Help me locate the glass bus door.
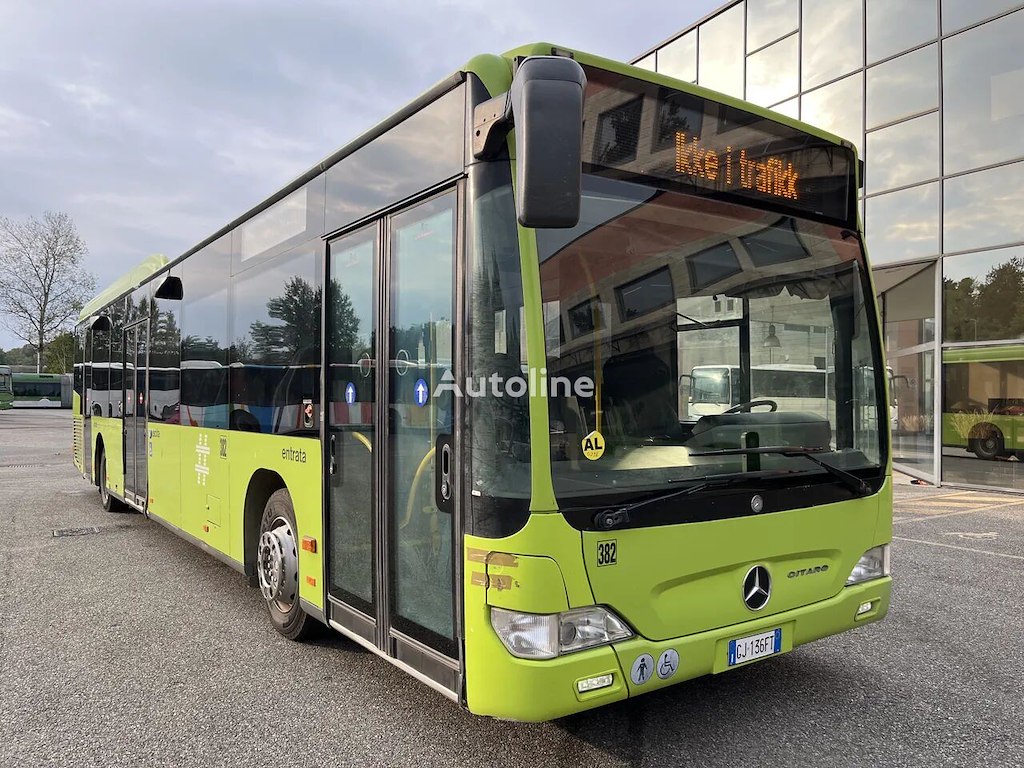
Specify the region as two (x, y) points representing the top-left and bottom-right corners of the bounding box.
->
(124, 321), (149, 508)
(325, 224), (379, 641)
(384, 191), (458, 669)
(325, 188), (460, 697)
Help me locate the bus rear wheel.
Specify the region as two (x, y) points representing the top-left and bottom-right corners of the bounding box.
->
(98, 450), (127, 513)
(971, 428), (1004, 461)
(257, 489), (315, 640)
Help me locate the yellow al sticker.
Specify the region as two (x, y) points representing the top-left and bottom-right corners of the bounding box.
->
(581, 430), (606, 461)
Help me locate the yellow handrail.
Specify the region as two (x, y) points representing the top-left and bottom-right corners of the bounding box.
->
(352, 431), (372, 453)
(401, 446), (436, 529)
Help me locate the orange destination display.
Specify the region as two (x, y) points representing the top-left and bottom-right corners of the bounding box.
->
(581, 64), (856, 225)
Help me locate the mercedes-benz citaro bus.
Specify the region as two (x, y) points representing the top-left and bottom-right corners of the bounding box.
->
(71, 44), (892, 721)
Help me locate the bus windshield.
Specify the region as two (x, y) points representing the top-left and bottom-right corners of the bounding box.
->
(537, 174), (886, 506)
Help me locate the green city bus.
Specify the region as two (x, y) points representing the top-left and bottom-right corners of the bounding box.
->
(942, 344), (1024, 459)
(12, 372), (72, 408)
(72, 44), (892, 721)
(0, 365), (13, 410)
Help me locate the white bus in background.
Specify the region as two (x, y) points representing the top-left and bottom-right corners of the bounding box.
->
(687, 364), (898, 430)
(687, 364), (829, 420)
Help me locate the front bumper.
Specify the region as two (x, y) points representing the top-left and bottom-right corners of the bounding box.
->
(467, 577), (891, 721)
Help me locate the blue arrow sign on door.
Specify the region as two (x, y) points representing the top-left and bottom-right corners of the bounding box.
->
(413, 378), (429, 407)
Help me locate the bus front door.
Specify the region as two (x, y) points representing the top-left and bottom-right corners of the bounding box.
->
(324, 188), (460, 699)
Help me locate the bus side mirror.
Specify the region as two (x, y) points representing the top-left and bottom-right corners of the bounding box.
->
(511, 56), (586, 228)
(89, 314), (111, 332)
(154, 274), (183, 300)
(473, 55), (586, 229)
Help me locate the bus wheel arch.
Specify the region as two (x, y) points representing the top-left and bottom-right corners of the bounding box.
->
(93, 437), (125, 512)
(93, 435), (105, 486)
(243, 469), (286, 576)
(969, 423), (1004, 460)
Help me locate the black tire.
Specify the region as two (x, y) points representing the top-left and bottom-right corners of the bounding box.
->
(97, 450), (127, 513)
(256, 489), (316, 641)
(972, 427), (1004, 461)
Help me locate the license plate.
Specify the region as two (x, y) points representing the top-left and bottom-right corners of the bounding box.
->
(728, 628), (782, 666)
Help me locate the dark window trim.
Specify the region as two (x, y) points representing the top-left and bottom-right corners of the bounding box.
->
(615, 265), (676, 322)
(687, 240), (743, 291)
(568, 296), (605, 339)
(593, 94), (645, 166)
(740, 216), (811, 268)
(651, 86), (706, 153)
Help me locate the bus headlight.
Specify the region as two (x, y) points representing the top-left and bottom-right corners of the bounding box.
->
(490, 606), (633, 659)
(846, 544), (890, 585)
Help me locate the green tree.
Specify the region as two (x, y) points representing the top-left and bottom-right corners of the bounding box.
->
(976, 256), (1024, 341)
(248, 276), (319, 362)
(181, 335), (225, 362)
(945, 256), (1024, 342)
(4, 343), (36, 367)
(150, 308), (182, 365)
(246, 277), (360, 363)
(44, 331), (76, 373)
(943, 276), (977, 342)
(328, 278), (362, 360)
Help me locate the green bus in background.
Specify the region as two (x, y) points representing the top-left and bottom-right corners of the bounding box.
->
(11, 372), (72, 408)
(0, 365), (12, 410)
(72, 43), (892, 721)
(942, 345), (1024, 459)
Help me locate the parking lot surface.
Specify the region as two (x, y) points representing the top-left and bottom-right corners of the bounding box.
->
(2, 410), (1022, 767)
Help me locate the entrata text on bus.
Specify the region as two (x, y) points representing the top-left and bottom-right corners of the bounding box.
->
(72, 44), (892, 721)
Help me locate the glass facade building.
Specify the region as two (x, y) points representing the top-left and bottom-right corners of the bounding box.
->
(635, 0), (1024, 489)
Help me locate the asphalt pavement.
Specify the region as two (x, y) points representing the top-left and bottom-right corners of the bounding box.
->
(2, 410), (1022, 767)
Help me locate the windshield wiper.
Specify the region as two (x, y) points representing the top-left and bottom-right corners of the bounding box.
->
(584, 469), (793, 531)
(688, 446), (871, 497)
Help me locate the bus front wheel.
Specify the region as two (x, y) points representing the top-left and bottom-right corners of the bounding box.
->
(257, 489), (315, 641)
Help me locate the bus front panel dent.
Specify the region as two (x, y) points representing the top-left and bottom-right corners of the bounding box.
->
(464, 514), (622, 720)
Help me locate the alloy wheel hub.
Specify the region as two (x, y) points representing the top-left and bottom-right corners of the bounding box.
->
(257, 518), (298, 609)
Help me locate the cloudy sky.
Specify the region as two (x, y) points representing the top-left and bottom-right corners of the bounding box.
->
(0, 0), (719, 350)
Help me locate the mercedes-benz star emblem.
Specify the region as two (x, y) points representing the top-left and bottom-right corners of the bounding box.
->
(743, 565), (771, 611)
